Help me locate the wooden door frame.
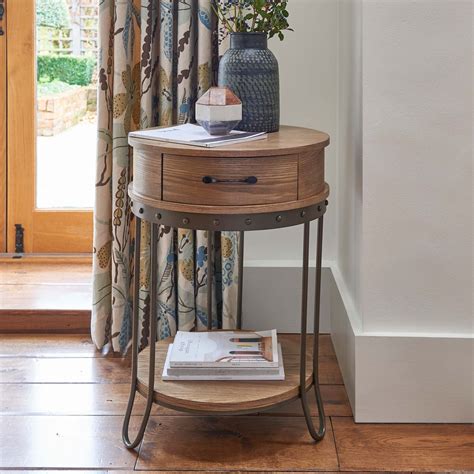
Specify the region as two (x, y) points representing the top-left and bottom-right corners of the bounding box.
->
(7, 0), (34, 253)
(0, 0), (6, 252)
(5, 0), (93, 254)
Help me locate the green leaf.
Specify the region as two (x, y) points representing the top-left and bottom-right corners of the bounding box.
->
(36, 0), (70, 29)
(37, 54), (95, 86)
(213, 0), (293, 39)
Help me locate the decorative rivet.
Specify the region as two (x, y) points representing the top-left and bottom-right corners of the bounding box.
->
(182, 217), (190, 225)
(155, 213), (162, 220)
(213, 219), (220, 226)
(276, 215), (282, 222)
(139, 208), (144, 214)
(245, 218), (252, 225)
(318, 205), (322, 212)
(300, 210), (306, 218)
(325, 200), (329, 206)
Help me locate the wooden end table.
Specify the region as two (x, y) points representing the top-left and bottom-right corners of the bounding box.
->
(122, 125), (330, 448)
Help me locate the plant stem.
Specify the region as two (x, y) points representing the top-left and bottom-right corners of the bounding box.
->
(212, 0), (291, 39)
(211, 1), (235, 33)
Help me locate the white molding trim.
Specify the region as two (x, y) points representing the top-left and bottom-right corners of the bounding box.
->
(355, 333), (474, 422)
(244, 261), (474, 422)
(329, 263), (474, 423)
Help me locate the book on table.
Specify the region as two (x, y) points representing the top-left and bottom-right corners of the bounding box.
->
(162, 329), (285, 381)
(162, 344), (284, 381)
(129, 124), (267, 148)
(170, 329), (278, 368)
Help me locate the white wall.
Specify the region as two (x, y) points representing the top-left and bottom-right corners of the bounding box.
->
(335, 0), (473, 336)
(331, 0), (363, 410)
(241, 0), (473, 421)
(245, 0), (338, 264)
(242, 1), (339, 336)
(336, 0), (363, 319)
(332, 0), (474, 422)
(362, 0), (473, 335)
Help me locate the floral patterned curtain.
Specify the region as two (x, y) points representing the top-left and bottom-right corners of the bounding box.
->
(92, 0), (239, 353)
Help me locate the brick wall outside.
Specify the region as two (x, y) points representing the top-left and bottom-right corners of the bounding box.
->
(37, 85), (97, 136)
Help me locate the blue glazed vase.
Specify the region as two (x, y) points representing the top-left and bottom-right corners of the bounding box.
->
(218, 32), (280, 133)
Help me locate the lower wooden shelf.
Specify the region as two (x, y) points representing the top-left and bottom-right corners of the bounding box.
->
(137, 334), (313, 414)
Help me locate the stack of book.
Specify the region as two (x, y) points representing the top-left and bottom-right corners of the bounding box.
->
(162, 329), (284, 381)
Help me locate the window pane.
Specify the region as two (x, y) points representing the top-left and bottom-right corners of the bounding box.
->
(35, 0), (98, 209)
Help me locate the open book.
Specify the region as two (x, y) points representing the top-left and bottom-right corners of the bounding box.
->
(129, 124), (267, 148)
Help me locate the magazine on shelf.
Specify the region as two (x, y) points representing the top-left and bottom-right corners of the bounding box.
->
(162, 344), (285, 381)
(169, 329), (279, 368)
(128, 124), (267, 148)
(167, 361), (281, 377)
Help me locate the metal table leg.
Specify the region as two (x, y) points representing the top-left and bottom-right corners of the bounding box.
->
(299, 218), (326, 442)
(207, 230), (214, 330)
(122, 218), (158, 449)
(236, 230), (244, 330)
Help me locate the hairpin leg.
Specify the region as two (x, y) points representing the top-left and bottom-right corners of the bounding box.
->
(122, 219), (158, 449)
(299, 218), (326, 442)
(236, 231), (244, 330)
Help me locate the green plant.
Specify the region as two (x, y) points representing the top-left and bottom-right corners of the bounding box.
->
(37, 55), (95, 86)
(212, 0), (292, 40)
(36, 0), (71, 29)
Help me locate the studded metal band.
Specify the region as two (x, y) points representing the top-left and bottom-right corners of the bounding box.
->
(131, 200), (328, 231)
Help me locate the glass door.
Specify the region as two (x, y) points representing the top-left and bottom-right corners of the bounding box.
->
(6, 0), (96, 253)
(0, 0), (6, 252)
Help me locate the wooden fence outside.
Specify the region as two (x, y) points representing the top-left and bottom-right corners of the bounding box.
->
(37, 1), (98, 57)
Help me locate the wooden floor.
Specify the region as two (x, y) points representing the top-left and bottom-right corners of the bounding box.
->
(0, 261), (92, 332)
(0, 261), (92, 311)
(0, 333), (472, 472)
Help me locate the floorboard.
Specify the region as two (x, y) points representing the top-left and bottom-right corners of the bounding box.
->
(0, 383), (351, 417)
(279, 335), (343, 385)
(0, 262), (92, 285)
(1, 333), (472, 472)
(0, 262), (92, 312)
(331, 416), (474, 472)
(0, 472), (415, 474)
(262, 385), (352, 417)
(0, 334), (100, 357)
(0, 415), (138, 469)
(0, 356), (130, 383)
(136, 416), (339, 471)
(0, 283), (92, 311)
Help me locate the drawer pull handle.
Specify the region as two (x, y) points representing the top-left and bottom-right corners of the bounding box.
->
(202, 176), (258, 185)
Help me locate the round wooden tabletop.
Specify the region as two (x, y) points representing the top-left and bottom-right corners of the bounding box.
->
(129, 125), (330, 227)
(129, 125), (330, 158)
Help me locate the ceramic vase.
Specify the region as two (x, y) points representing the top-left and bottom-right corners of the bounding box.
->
(218, 32), (279, 133)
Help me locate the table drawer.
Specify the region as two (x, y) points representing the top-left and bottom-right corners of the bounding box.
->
(162, 154), (298, 206)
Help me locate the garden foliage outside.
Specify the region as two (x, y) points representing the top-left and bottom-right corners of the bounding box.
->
(37, 0), (96, 96)
(36, 0), (97, 137)
(38, 54), (95, 87)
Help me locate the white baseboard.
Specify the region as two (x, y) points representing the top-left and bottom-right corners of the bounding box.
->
(329, 264), (360, 412)
(355, 333), (474, 422)
(330, 264), (474, 423)
(244, 262), (474, 422)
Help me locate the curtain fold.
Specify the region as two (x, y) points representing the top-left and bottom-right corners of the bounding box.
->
(92, 0), (239, 353)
